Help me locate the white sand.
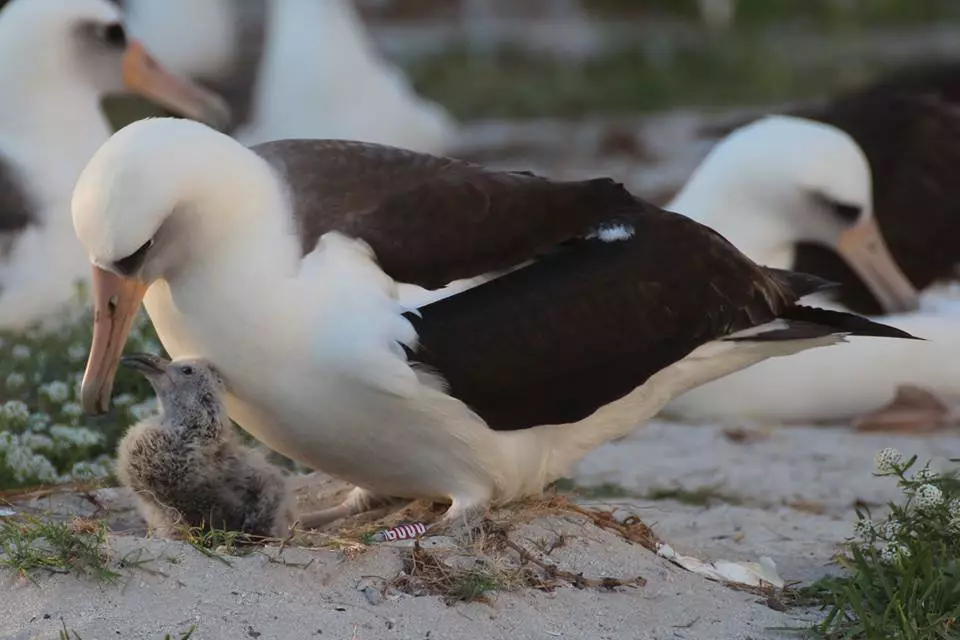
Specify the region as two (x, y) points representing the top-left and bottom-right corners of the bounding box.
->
(3, 419), (956, 640)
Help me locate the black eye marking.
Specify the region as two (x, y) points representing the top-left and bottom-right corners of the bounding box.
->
(810, 191), (863, 225)
(114, 239), (153, 276)
(831, 202), (862, 224)
(97, 22), (127, 48)
(181, 365), (194, 376)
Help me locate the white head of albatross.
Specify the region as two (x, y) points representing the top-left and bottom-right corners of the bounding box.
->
(0, 0), (230, 330)
(72, 117), (918, 535)
(669, 114), (919, 314)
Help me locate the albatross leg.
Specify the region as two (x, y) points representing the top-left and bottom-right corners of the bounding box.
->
(297, 486), (398, 530)
(424, 491), (492, 544)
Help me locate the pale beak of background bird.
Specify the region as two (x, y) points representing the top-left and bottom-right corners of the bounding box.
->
(121, 40), (232, 132)
(81, 266), (148, 415)
(835, 215), (920, 314)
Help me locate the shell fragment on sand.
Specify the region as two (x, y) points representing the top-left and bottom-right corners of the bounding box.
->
(656, 543), (785, 589)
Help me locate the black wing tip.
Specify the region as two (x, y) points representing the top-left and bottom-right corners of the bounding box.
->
(784, 305), (922, 341)
(767, 268), (842, 298)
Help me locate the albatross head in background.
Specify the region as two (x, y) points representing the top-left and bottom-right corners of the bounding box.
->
(0, 0), (231, 330)
(668, 114), (919, 314)
(0, 0), (230, 129)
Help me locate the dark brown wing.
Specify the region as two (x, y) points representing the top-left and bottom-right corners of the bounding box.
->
(253, 139), (639, 289)
(402, 206), (881, 430)
(793, 93), (960, 314)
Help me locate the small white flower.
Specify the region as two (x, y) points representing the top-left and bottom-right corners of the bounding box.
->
(40, 381), (70, 404)
(915, 484), (943, 510)
(18, 431), (53, 450)
(880, 543), (911, 564)
(10, 344), (30, 359)
(949, 517), (960, 534)
(880, 519), (902, 540)
(4, 372), (24, 389)
(49, 425), (102, 448)
(113, 393), (135, 407)
(853, 518), (876, 540)
(875, 448), (902, 473)
(911, 464), (938, 483)
(60, 402), (83, 418)
(2, 442), (58, 484)
(27, 413), (50, 431)
(67, 343), (88, 363)
(949, 498), (960, 518)
(2, 400), (30, 424)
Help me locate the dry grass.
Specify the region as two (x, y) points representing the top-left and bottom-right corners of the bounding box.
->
(388, 516), (647, 605)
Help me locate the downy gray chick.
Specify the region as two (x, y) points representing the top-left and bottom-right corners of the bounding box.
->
(116, 353), (294, 538)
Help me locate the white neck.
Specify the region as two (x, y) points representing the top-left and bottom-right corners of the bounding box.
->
(143, 141), (304, 368)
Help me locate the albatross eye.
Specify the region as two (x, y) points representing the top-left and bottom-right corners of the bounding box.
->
(831, 202), (862, 224)
(180, 365), (194, 376)
(113, 239), (153, 276)
(96, 22), (127, 48)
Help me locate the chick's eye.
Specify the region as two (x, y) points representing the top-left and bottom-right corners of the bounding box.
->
(97, 22), (127, 48)
(181, 366), (194, 376)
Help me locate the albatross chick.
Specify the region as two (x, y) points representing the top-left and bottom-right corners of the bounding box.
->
(116, 353), (293, 538)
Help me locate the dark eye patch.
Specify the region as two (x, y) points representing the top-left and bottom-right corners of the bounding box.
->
(75, 20), (128, 51)
(181, 365), (194, 376)
(831, 202), (861, 224)
(810, 191), (863, 225)
(114, 239), (153, 276)
(99, 23), (127, 48)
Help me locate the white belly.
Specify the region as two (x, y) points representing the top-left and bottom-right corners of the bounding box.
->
(142, 279), (503, 501)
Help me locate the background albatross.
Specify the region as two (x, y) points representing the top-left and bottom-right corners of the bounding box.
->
(663, 115), (960, 424)
(0, 0), (229, 330)
(72, 118), (916, 534)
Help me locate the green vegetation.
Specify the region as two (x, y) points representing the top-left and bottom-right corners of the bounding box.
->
(586, 0), (960, 28)
(0, 513), (118, 582)
(806, 451), (960, 639)
(0, 287), (162, 489)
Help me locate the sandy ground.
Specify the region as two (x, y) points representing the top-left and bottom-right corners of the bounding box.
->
(2, 419), (957, 640)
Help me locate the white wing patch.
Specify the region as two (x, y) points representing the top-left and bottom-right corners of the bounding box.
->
(587, 223), (635, 243)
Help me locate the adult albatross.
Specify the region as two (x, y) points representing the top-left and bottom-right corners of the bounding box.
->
(118, 0), (458, 153)
(703, 67), (960, 316)
(663, 115), (958, 423)
(72, 118), (916, 533)
(0, 0), (229, 330)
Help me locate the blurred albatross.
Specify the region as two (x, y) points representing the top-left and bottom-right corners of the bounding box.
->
(72, 118), (916, 532)
(120, 0), (457, 153)
(0, 0), (229, 330)
(664, 116), (957, 423)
